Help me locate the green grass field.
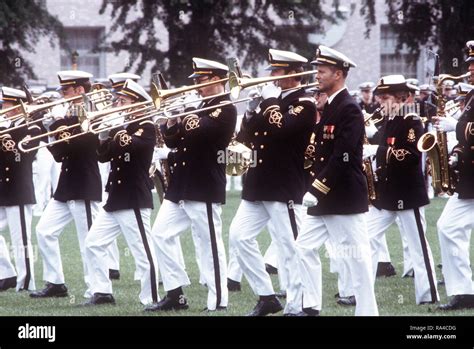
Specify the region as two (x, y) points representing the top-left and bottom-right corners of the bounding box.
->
(0, 193), (472, 316)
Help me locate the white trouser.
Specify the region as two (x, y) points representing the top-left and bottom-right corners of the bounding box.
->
(229, 200), (302, 314)
(296, 213), (378, 316)
(85, 208), (159, 305)
(36, 199), (99, 296)
(398, 217), (414, 277)
(228, 226), (289, 291)
(437, 194), (474, 296)
(376, 234), (391, 263)
(151, 199), (228, 310)
(0, 205), (36, 291)
(325, 240), (354, 297)
(32, 145), (60, 216)
(98, 163), (121, 273)
(0, 235), (16, 279)
(367, 205), (439, 304)
(374, 216), (414, 275)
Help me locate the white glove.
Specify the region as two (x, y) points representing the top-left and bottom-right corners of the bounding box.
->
(182, 91), (201, 110)
(153, 147), (170, 162)
(302, 192), (318, 207)
(246, 88), (262, 113)
(164, 98), (185, 118)
(363, 144), (378, 160)
(448, 153), (458, 167)
(0, 116), (11, 129)
(43, 104), (68, 131)
(434, 116), (457, 132)
(98, 129), (110, 141)
(260, 83), (281, 100)
(365, 121), (378, 138)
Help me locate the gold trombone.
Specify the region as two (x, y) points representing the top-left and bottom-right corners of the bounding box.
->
(0, 88), (113, 136)
(229, 70), (317, 99)
(17, 100), (156, 153)
(151, 77), (229, 109)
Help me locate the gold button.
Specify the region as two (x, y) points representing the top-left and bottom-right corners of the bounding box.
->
(254, 132), (259, 136)
(61, 157), (65, 161)
(264, 131), (268, 136)
(117, 167), (120, 171)
(65, 168), (69, 172)
(174, 163), (177, 167)
(320, 141), (323, 145)
(251, 145), (254, 149)
(322, 178), (327, 183)
(181, 137), (184, 140)
(259, 159), (263, 164)
(109, 181), (112, 185)
(111, 158), (114, 161)
(260, 145), (264, 149)
(118, 180), (121, 184)
(118, 155), (122, 159)
(5, 167), (9, 171)
(320, 157), (324, 161)
(183, 147), (187, 151)
(5, 178), (9, 182)
(182, 162), (186, 166)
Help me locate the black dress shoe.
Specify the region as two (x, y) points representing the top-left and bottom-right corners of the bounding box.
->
(144, 295), (189, 312)
(82, 293), (115, 306)
(227, 278), (241, 292)
(30, 283), (68, 298)
(275, 290), (287, 299)
(376, 262), (397, 277)
(337, 295), (356, 306)
(265, 264), (278, 275)
(334, 292), (340, 299)
(247, 297), (283, 316)
(109, 269), (120, 280)
(0, 276), (16, 291)
(302, 307), (320, 316)
(438, 295), (474, 311)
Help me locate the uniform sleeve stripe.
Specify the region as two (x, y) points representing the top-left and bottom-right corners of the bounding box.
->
(312, 179), (330, 194)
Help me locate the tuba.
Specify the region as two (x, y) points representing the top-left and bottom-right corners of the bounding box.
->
(417, 72), (470, 195)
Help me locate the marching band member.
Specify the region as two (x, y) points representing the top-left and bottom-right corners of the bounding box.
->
(437, 41), (474, 310)
(31, 71), (102, 299)
(146, 58), (236, 312)
(365, 75), (439, 305)
(100, 72), (142, 281)
(0, 87), (41, 292)
(229, 49), (316, 316)
(296, 45), (378, 316)
(84, 79), (159, 306)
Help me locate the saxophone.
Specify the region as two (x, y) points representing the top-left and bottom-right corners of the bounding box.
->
(363, 136), (377, 201)
(417, 72), (470, 195)
(362, 107), (384, 201)
(149, 125), (171, 202)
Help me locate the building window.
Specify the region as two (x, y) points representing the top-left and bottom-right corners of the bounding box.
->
(380, 25), (417, 78)
(60, 27), (105, 78)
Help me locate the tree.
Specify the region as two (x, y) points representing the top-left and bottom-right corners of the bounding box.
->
(100, 0), (347, 86)
(363, 0), (474, 76)
(0, 0), (63, 87)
